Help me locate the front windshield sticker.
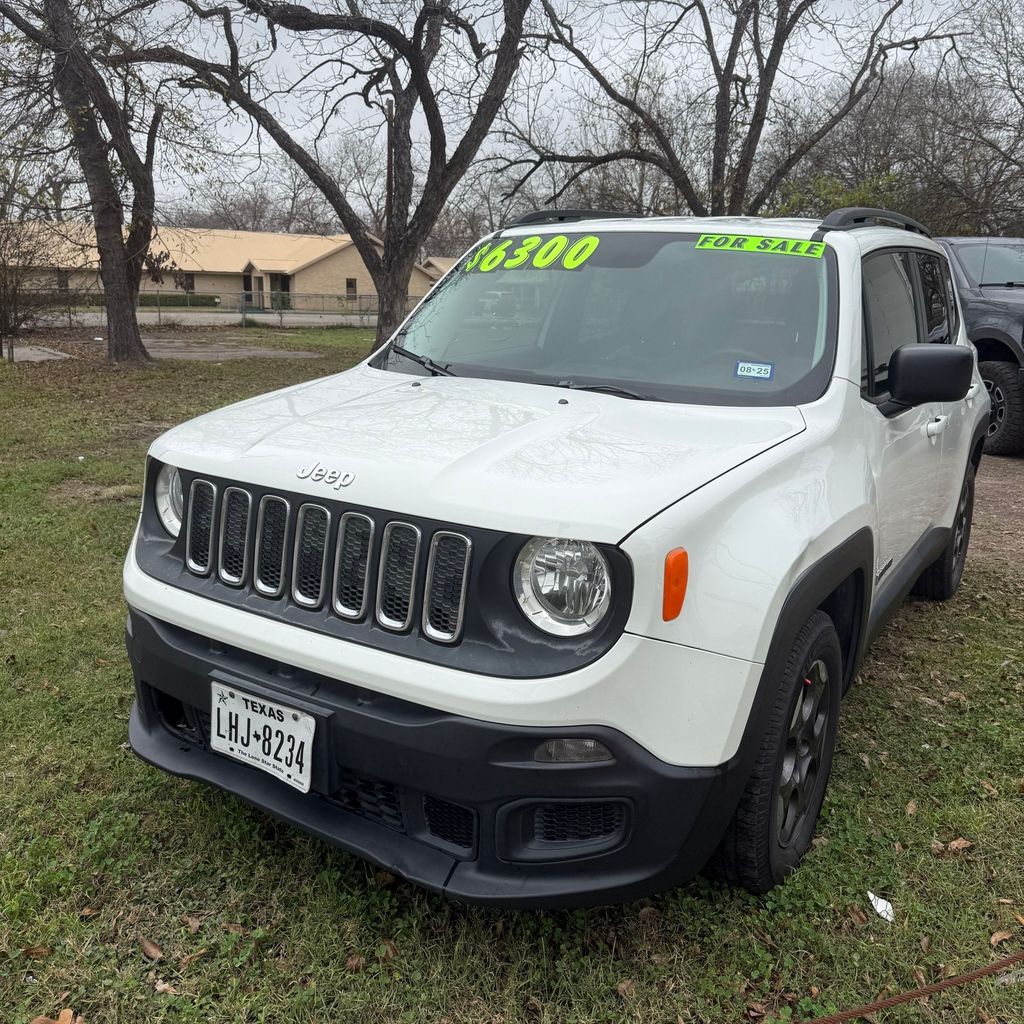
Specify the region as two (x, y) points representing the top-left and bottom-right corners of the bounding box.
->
(465, 234), (601, 273)
(696, 234), (825, 259)
(735, 360), (775, 380)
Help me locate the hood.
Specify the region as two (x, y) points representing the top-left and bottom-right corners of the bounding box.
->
(151, 363), (806, 542)
(969, 287), (1024, 310)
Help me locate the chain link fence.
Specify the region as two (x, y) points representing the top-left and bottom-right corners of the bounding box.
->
(69, 290), (426, 328)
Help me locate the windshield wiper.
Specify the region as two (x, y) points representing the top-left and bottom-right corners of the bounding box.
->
(554, 380), (659, 401)
(390, 345), (456, 376)
(980, 281), (1024, 288)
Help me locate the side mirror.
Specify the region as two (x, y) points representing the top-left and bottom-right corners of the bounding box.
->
(888, 343), (973, 409)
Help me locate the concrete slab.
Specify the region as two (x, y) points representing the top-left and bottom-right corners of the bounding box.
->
(141, 338), (324, 361)
(11, 345), (72, 363)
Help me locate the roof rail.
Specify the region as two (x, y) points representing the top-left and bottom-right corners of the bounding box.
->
(504, 208), (632, 228)
(818, 207), (931, 237)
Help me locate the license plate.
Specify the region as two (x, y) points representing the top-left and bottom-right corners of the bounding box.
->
(209, 683), (315, 793)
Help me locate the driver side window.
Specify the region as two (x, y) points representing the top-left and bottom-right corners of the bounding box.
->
(862, 252), (918, 397)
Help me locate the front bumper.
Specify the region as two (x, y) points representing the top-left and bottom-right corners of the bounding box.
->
(124, 539), (763, 767)
(126, 608), (748, 907)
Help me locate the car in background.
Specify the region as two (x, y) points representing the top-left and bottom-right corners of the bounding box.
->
(938, 237), (1024, 455)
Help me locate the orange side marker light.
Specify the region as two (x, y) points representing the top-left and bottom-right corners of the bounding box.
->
(662, 548), (689, 621)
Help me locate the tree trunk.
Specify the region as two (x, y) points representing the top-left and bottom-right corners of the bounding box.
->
(98, 226), (150, 361)
(372, 260), (415, 351)
(43, 0), (152, 363)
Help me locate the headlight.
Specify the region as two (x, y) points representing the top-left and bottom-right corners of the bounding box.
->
(513, 537), (611, 636)
(154, 464), (183, 537)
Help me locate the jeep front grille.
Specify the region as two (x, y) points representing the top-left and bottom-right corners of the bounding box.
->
(292, 504), (330, 608)
(183, 479), (471, 643)
(218, 487), (252, 585)
(423, 532), (471, 642)
(186, 480), (216, 574)
(376, 522), (420, 631)
(333, 512), (374, 619)
(254, 496), (290, 597)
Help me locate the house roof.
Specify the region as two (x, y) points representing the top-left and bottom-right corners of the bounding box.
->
(423, 255), (459, 278)
(154, 227), (358, 275)
(23, 221), (439, 281)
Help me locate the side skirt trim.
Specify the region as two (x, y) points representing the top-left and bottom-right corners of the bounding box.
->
(866, 526), (950, 645)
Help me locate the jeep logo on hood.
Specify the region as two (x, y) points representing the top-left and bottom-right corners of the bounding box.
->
(296, 460), (354, 489)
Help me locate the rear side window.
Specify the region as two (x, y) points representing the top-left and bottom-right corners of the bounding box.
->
(943, 259), (961, 338)
(863, 252), (917, 394)
(916, 253), (952, 343)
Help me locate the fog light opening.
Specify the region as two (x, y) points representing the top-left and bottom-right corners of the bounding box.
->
(534, 738), (613, 763)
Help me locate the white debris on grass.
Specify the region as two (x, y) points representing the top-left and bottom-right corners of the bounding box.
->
(867, 891), (895, 923)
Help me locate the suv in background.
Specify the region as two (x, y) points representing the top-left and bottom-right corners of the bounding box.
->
(124, 207), (989, 907)
(938, 237), (1024, 455)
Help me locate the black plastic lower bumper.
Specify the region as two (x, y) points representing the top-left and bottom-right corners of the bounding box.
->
(125, 608), (745, 907)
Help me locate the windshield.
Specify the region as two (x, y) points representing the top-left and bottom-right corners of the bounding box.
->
(378, 230), (837, 406)
(951, 239), (1024, 286)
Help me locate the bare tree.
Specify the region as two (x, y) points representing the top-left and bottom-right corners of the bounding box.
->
(0, 0), (178, 361)
(0, 99), (92, 353)
(506, 0), (966, 216)
(774, 68), (1024, 234)
(114, 0), (532, 347)
(166, 141), (384, 236)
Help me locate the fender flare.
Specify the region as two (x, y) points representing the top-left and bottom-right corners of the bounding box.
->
(969, 413), (990, 469)
(718, 527), (873, 784)
(969, 325), (1024, 365)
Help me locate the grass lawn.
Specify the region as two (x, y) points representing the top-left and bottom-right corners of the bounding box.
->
(1, 326), (1022, 1023)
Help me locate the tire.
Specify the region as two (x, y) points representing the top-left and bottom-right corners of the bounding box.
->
(708, 610), (842, 894)
(980, 360), (1024, 456)
(912, 464), (975, 601)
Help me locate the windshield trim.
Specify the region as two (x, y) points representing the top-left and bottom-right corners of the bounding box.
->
(373, 232), (841, 408)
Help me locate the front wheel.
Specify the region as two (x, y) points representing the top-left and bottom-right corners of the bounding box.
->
(708, 610), (842, 893)
(912, 464), (975, 601)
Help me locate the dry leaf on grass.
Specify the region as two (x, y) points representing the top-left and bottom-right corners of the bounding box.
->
(78, 907), (99, 920)
(906, 800), (917, 816)
(346, 954), (365, 973)
(221, 922), (244, 935)
(991, 930), (1014, 946)
(181, 915), (201, 934)
(154, 979), (177, 995)
(948, 837), (974, 853)
(616, 979), (636, 998)
(848, 905), (869, 926)
(22, 945), (52, 960)
(921, 935), (932, 953)
(980, 780), (999, 797)
(139, 936), (163, 961)
(30, 1012), (83, 1024)
(931, 840), (946, 855)
(180, 948), (209, 970)
(379, 939), (398, 961)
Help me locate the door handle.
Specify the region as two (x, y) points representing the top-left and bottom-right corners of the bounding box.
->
(926, 415), (950, 437)
(966, 382), (981, 399)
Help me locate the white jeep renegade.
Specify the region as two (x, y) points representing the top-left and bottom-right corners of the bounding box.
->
(124, 208), (991, 907)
